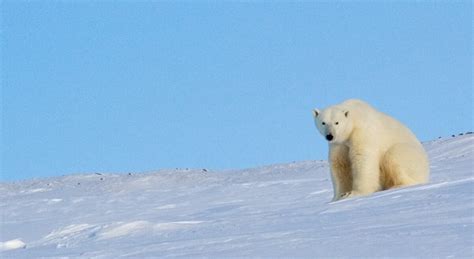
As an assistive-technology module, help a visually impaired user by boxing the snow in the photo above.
[1,134,473,258]
[0,239,26,252]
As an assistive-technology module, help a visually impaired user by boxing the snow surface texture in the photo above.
[1,135,473,258]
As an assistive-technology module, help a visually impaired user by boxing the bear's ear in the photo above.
[312,109,320,117]
[344,111,349,117]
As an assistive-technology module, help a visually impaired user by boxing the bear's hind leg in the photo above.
[381,144,429,190]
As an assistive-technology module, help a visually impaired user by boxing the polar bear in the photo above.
[312,99,429,201]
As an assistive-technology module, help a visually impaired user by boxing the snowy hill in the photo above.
[1,134,473,258]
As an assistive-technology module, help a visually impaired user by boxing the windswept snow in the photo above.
[0,134,473,258]
[0,239,26,252]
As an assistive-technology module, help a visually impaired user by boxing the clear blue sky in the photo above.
[2,1,472,181]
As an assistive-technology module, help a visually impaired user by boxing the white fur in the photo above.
[313,99,429,201]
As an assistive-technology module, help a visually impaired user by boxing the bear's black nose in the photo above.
[326,134,334,141]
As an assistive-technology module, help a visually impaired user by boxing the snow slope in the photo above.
[1,134,473,258]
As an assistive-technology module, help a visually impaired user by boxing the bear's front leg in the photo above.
[347,148,381,198]
[329,144,352,201]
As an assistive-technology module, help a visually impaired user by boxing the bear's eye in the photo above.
[322,122,326,125]
[335,122,339,125]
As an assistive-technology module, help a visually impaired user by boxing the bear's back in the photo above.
[340,99,421,146]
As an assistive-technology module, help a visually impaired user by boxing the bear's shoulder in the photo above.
[338,99,376,116]
[340,99,370,108]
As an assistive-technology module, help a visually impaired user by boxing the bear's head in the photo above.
[312,107,353,144]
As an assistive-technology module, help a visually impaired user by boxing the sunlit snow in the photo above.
[1,134,472,257]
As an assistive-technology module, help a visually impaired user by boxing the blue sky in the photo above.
[2,1,472,181]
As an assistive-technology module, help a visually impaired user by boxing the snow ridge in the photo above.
[0,135,473,258]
